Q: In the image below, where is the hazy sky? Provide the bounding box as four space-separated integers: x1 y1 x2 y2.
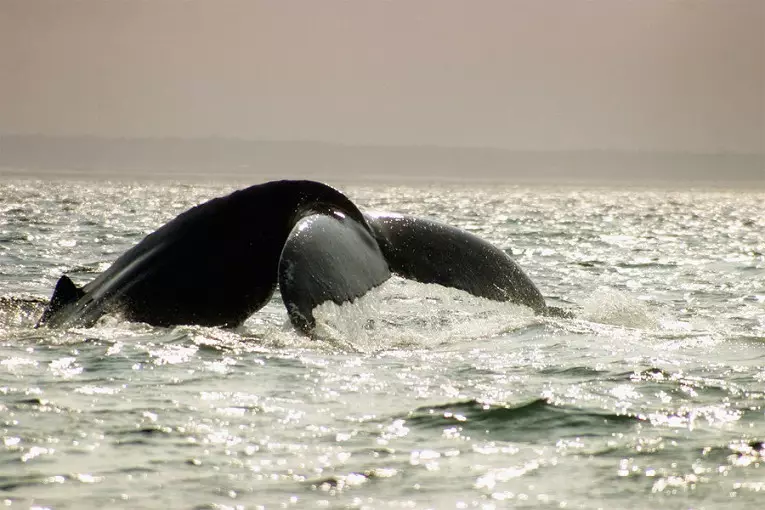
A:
1 0 763 152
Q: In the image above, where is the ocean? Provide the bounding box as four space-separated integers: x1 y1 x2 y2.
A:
0 178 763 509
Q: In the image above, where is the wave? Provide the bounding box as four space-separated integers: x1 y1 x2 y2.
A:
403 398 640 441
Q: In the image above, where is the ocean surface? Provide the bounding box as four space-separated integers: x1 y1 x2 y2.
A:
0 178 763 509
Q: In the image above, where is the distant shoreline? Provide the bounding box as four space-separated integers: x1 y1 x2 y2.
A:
1 135 762 187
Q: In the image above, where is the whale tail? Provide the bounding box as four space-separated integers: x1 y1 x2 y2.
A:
37 275 85 327
365 213 549 314
36 181 566 331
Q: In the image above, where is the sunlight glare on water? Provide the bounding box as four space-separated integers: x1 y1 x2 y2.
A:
0 179 764 509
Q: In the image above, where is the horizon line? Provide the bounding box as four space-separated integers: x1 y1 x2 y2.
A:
1 133 763 157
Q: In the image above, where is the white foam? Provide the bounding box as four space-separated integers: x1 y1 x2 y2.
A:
311 276 537 352
579 287 659 329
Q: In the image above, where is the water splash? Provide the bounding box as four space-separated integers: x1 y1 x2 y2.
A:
312 277 538 352
579 287 658 328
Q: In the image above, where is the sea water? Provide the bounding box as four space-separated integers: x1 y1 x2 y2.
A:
0 178 763 509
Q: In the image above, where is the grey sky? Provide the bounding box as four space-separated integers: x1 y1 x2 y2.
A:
1 0 763 153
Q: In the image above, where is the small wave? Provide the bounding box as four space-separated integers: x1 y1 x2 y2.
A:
539 365 610 378
60 262 111 274
5 396 75 415
575 260 605 268
403 398 640 441
111 426 176 447
615 259 678 269
692 440 765 469
306 468 398 493
0 474 52 492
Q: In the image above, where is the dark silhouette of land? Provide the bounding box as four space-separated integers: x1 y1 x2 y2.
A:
0 135 762 186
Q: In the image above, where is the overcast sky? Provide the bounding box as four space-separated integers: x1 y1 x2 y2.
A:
1 0 763 153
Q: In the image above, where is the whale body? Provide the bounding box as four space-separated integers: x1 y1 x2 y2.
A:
38 180 560 332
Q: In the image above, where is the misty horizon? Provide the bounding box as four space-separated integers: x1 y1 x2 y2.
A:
1 134 762 186
2 133 764 156
2 0 763 158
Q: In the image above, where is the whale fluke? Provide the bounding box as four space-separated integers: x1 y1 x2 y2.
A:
37 180 563 332
279 212 391 333
365 213 548 314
